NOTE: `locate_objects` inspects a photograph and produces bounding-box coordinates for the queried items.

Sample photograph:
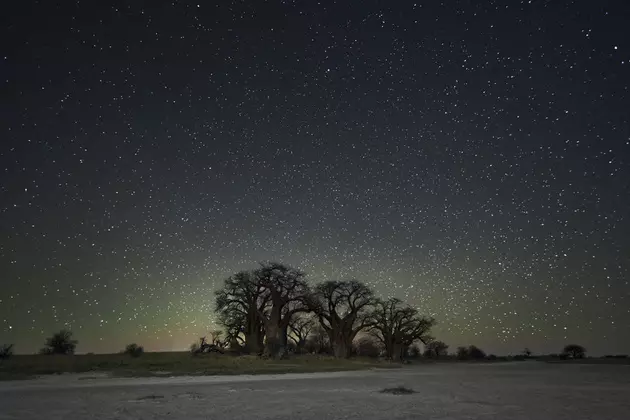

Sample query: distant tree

[424,340,449,359]
[310,280,376,358]
[288,315,315,354]
[124,343,144,358]
[408,343,421,358]
[0,344,13,360]
[563,344,586,359]
[369,298,435,362]
[354,336,380,358]
[40,330,77,355]
[467,345,486,359]
[456,346,469,360]
[522,347,532,358]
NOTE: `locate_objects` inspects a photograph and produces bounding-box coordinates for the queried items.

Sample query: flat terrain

[1,362,628,420]
[0,353,391,379]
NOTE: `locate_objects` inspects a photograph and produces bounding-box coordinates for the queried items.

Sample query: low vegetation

[39,330,77,355]
[0,352,397,380]
[123,343,145,358]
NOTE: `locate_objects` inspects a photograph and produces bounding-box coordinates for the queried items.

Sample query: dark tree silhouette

[255,262,312,358]
[311,280,376,358]
[369,298,435,362]
[124,343,144,357]
[40,330,77,355]
[288,315,315,353]
[408,343,421,358]
[0,344,13,360]
[456,346,469,360]
[457,345,486,360]
[467,345,486,359]
[354,336,380,358]
[215,271,268,354]
[424,340,449,359]
[522,347,532,357]
[563,344,586,359]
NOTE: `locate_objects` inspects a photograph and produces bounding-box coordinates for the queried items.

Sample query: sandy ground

[1,362,629,419]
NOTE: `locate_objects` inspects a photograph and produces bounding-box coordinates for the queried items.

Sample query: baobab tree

[215,270,268,354]
[255,262,312,358]
[369,298,435,362]
[311,280,376,358]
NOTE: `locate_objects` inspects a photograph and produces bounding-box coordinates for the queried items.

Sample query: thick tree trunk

[333,338,349,358]
[244,332,260,354]
[264,322,288,359]
[392,343,405,362]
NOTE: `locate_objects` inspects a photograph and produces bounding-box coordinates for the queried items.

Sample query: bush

[41,330,77,355]
[0,344,14,360]
[123,343,144,358]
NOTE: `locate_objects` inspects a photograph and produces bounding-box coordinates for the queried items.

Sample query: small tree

[467,345,486,359]
[456,346,469,360]
[408,344,421,358]
[424,340,449,359]
[354,336,380,358]
[0,344,14,360]
[41,330,77,355]
[522,348,532,358]
[124,343,144,358]
[563,344,586,359]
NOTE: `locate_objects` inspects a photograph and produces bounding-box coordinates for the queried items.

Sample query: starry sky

[1,0,629,356]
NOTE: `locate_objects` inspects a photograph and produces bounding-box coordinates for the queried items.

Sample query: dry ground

[1,361,629,419]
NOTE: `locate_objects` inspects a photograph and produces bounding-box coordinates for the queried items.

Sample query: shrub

[0,344,14,360]
[124,343,144,358]
[41,330,77,355]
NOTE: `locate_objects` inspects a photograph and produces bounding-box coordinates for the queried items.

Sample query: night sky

[1,1,628,356]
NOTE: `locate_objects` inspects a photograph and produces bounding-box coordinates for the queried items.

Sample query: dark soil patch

[380,386,415,395]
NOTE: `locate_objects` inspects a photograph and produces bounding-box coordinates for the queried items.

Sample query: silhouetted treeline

[214,262,437,360]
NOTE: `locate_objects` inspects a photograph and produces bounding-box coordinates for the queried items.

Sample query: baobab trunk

[264,323,287,359]
[333,338,350,358]
[244,331,261,354]
[391,343,405,362]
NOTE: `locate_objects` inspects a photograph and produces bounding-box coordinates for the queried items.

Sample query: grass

[0,352,397,381]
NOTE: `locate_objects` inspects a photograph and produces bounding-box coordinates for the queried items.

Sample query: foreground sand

[1,362,629,419]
